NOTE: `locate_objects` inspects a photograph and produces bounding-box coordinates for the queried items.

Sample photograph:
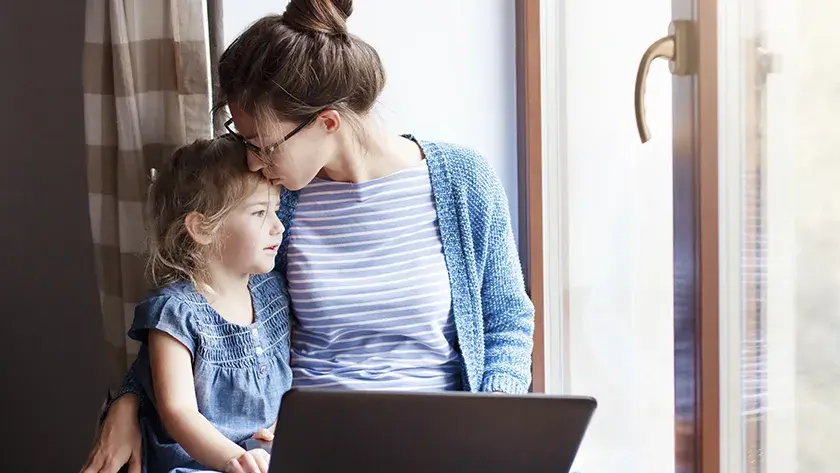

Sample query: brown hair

[146,136,267,289]
[214,0,385,134]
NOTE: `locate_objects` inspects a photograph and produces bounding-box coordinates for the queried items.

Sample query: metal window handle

[634,20,696,143]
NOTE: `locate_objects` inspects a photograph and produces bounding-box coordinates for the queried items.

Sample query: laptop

[265,388,596,473]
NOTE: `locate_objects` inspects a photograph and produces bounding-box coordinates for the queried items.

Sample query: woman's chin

[280,180,305,191]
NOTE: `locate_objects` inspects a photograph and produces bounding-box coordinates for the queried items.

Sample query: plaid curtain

[207,0,227,136]
[82,0,212,390]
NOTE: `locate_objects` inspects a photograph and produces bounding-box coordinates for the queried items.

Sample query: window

[540,0,840,472]
[538,1,678,472]
[719,0,840,471]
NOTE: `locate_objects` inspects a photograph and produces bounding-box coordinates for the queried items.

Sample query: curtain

[82,0,212,390]
[207,0,227,136]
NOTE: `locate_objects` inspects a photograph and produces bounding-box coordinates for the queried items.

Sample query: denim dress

[129,271,292,473]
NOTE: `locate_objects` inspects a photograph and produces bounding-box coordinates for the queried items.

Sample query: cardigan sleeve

[468,152,536,394]
[98,356,146,425]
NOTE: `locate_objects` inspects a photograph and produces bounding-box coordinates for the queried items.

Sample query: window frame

[521,1,724,472]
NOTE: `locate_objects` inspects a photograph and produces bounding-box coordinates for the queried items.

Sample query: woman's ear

[320,109,342,134]
[184,211,213,246]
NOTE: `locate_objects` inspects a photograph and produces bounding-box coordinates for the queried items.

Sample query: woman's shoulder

[411,136,484,167]
[414,137,507,210]
[414,138,500,188]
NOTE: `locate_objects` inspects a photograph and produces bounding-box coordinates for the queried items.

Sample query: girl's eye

[253,210,267,218]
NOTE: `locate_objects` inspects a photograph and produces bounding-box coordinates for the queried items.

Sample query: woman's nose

[246,151,264,172]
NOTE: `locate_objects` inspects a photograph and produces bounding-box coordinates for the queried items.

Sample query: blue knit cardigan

[114,136,535,401]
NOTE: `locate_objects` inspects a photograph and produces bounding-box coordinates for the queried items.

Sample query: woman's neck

[319,118,423,184]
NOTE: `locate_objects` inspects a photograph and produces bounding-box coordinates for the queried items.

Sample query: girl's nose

[271,216,285,236]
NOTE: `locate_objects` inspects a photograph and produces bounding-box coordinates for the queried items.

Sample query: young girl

[130,136,291,473]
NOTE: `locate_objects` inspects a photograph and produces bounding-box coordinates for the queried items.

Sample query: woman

[81,0,534,472]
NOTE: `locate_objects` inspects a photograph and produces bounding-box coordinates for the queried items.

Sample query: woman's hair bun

[282,0,353,36]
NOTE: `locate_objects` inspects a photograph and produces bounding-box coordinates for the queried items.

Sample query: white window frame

[537,0,568,395]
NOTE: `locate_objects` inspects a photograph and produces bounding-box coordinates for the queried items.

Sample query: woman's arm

[107,356,145,413]
[80,358,144,473]
[149,330,252,470]
[478,201,536,394]
[80,392,142,473]
[467,151,535,394]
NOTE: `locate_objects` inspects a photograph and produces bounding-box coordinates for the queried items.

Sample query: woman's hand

[80,394,142,473]
[224,448,271,473]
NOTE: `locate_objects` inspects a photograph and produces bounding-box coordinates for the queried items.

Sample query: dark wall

[0,1,108,469]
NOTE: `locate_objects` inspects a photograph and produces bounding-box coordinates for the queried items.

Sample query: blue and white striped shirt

[287,164,462,391]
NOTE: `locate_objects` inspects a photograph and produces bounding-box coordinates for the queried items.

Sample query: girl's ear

[184,211,213,246]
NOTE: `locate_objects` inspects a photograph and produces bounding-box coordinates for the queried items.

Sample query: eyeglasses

[224,112,322,158]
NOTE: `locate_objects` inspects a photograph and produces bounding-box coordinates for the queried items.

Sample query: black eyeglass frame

[224,110,323,157]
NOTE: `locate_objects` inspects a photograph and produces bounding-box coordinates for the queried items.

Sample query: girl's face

[215,182,285,275]
[228,103,340,191]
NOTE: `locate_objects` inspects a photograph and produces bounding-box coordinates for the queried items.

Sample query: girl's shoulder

[249,271,287,300]
[139,280,209,318]
[129,283,204,353]
[154,279,201,300]
[249,271,291,315]
[138,280,203,314]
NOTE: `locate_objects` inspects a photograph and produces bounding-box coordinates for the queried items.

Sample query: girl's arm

[149,330,253,470]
